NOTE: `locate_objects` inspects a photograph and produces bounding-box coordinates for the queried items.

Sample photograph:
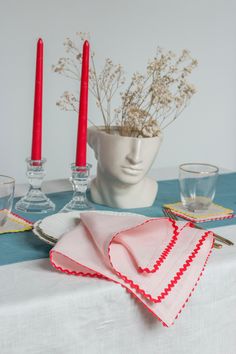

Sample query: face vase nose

[125,139,143,165]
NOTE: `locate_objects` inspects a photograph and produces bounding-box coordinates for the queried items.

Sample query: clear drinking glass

[179,163,219,212]
[0,175,15,227]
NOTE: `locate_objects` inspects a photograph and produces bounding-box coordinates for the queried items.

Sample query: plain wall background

[1,0,236,183]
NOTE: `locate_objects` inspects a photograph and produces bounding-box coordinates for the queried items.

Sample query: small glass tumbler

[179,163,219,212]
[60,163,93,212]
[15,158,55,213]
[0,175,15,227]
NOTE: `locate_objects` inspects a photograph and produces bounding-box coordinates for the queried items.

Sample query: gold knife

[163,207,234,246]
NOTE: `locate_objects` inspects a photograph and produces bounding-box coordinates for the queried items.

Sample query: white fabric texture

[0,225,236,354]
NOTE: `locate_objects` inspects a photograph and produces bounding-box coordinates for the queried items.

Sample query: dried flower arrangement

[52,33,198,138]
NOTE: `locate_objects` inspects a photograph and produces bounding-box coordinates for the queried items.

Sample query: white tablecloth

[1,173,236,354]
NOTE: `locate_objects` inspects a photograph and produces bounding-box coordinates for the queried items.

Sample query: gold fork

[162,207,234,246]
[162,207,224,249]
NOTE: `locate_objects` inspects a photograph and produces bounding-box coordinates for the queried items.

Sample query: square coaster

[0,211,33,234]
[164,202,234,223]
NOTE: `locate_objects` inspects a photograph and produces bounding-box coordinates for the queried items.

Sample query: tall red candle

[75,40,90,166]
[31,38,43,161]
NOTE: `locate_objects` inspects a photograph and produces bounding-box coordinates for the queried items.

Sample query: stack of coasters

[164,202,234,223]
[0,211,33,234]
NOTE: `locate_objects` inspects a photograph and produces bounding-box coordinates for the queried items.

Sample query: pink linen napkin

[50,212,214,327]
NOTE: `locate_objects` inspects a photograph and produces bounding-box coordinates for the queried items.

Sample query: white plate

[33,210,144,245]
[33,221,56,246]
[37,211,82,240]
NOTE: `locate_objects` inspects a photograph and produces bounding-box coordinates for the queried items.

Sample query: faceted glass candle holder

[15,158,55,213]
[60,163,93,212]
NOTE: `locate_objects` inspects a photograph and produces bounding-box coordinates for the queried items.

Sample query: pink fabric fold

[50,212,214,327]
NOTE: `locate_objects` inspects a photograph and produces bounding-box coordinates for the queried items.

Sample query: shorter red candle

[75,40,90,166]
[31,38,43,161]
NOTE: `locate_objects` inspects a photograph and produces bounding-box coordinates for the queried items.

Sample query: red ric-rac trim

[108,224,212,303]
[123,285,168,327]
[173,240,214,325]
[139,218,179,273]
[50,249,170,326]
[10,211,33,225]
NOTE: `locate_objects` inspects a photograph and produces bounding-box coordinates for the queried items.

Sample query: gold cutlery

[162,207,234,249]
[162,207,234,246]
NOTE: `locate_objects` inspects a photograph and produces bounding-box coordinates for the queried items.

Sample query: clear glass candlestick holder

[60,163,93,212]
[15,158,55,213]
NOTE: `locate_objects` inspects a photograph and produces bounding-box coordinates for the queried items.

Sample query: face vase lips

[121,165,143,176]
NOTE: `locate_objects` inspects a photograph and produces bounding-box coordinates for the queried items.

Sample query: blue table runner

[1,172,236,266]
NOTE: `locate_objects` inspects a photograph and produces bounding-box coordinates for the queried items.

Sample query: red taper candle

[75,40,90,166]
[31,38,43,160]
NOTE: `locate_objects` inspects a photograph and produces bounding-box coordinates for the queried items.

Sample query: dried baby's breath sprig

[89,57,125,130]
[118,47,197,135]
[52,33,125,130]
[56,91,78,112]
[53,34,197,137]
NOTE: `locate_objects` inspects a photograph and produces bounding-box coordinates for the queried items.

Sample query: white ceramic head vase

[88,127,163,208]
